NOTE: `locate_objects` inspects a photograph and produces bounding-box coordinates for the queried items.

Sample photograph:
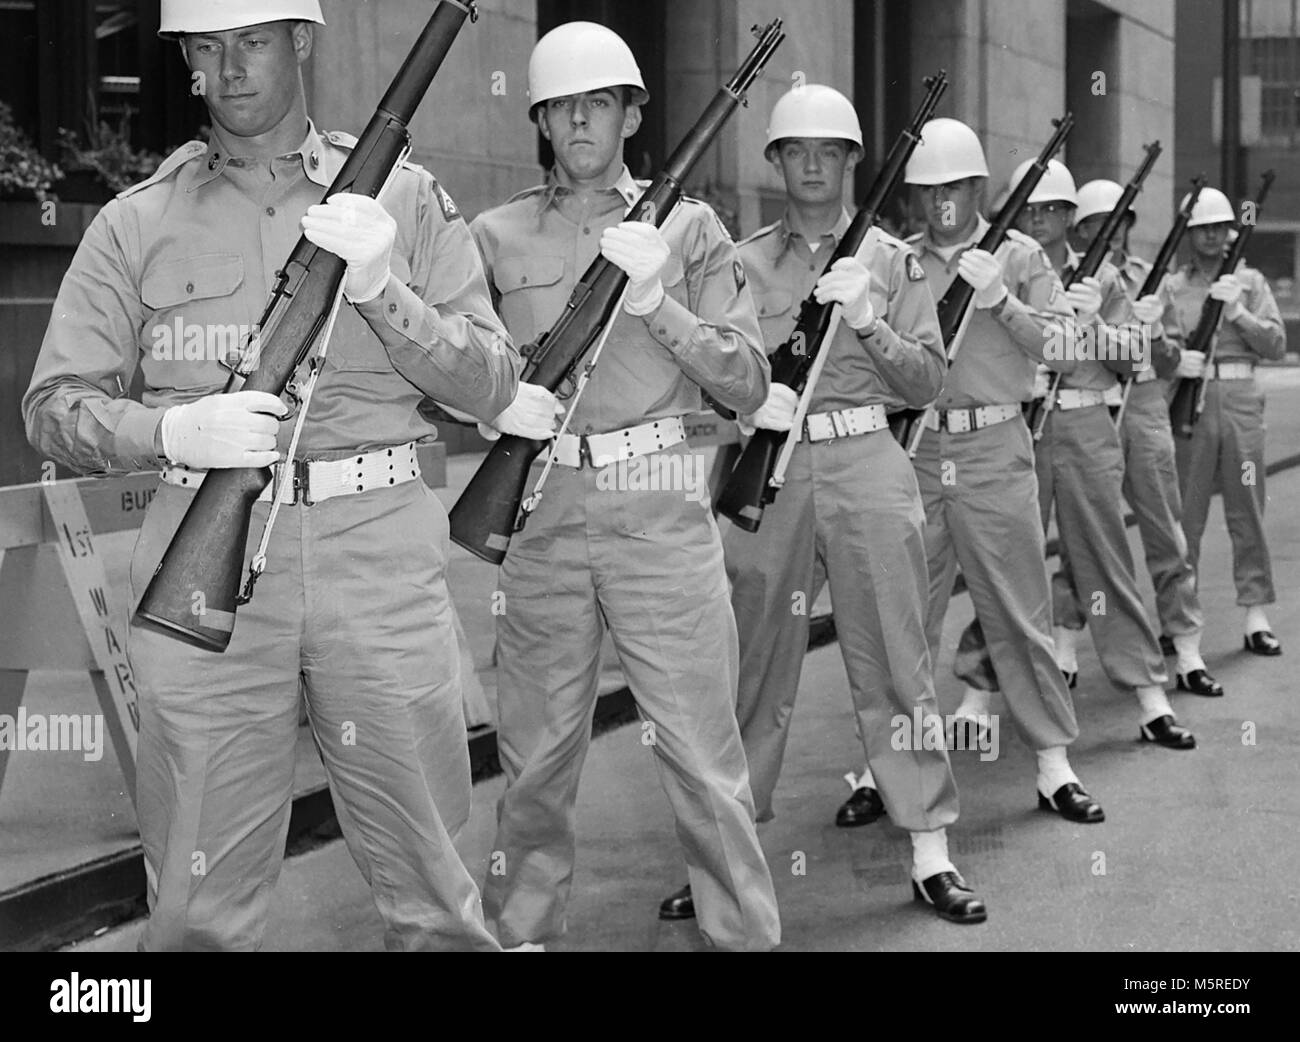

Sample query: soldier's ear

[292,20,313,64]
[620,103,642,141]
[537,107,554,143]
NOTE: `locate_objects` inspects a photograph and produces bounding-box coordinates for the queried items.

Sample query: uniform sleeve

[859,247,945,408]
[22,201,167,475]
[638,206,770,414]
[1152,276,1185,379]
[992,242,1077,374]
[354,173,520,420]
[1228,269,1286,360]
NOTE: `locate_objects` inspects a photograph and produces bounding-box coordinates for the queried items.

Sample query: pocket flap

[494,255,566,294]
[142,253,244,309]
[757,290,794,318]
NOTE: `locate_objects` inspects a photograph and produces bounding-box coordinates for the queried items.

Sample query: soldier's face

[1017,201,1073,248]
[539,90,641,182]
[184,21,312,139]
[1073,212,1130,255]
[1190,223,1231,259]
[770,138,858,207]
[916,178,982,239]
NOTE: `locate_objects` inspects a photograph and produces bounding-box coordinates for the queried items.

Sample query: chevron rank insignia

[906,254,926,282]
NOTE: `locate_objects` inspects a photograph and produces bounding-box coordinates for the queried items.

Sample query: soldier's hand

[1210,273,1246,320]
[1064,277,1102,324]
[957,249,1007,310]
[1032,363,1052,400]
[301,193,397,303]
[485,382,563,441]
[160,391,288,470]
[814,257,876,330]
[1131,293,1164,326]
[600,222,670,316]
[739,383,799,436]
[1175,348,1206,379]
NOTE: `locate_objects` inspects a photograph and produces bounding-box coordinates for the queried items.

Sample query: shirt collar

[914,215,988,259]
[771,207,853,261]
[193,119,330,190]
[1064,244,1083,276]
[536,164,642,214]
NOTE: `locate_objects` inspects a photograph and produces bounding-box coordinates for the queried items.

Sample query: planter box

[0,200,102,247]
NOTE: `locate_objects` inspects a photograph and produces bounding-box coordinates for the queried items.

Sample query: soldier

[1164,187,1287,655]
[900,122,1108,826]
[22,1,533,950]
[1069,179,1222,697]
[662,85,986,927]
[469,22,780,952]
[951,159,1196,751]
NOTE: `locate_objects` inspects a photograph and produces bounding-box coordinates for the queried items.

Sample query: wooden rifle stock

[448,19,786,563]
[1169,170,1275,438]
[712,71,949,532]
[135,0,480,651]
[892,113,1074,451]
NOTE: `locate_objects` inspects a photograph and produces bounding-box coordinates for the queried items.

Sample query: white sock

[1172,631,1206,674]
[1036,745,1080,794]
[910,828,956,882]
[955,686,993,718]
[1135,684,1174,725]
[1054,625,1080,673]
[1245,606,1271,635]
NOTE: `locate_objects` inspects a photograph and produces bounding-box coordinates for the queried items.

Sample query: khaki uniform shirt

[469,166,769,433]
[1160,262,1286,365]
[737,210,944,412]
[907,219,1074,408]
[1058,246,1136,390]
[24,121,518,474]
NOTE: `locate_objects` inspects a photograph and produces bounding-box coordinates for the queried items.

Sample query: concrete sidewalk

[65,370,1300,952]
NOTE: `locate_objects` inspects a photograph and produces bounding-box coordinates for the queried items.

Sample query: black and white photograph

[0,0,1292,997]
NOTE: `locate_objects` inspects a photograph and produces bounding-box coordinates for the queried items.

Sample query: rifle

[1169,169,1276,438]
[1025,140,1162,440]
[448,19,786,563]
[1114,174,1206,427]
[135,0,481,651]
[713,71,948,532]
[893,113,1075,456]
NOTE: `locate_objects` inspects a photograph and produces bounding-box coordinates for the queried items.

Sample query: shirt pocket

[140,252,245,390]
[755,289,795,348]
[330,253,414,373]
[493,255,567,340]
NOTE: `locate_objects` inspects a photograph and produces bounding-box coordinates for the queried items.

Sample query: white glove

[300,192,396,303]
[600,222,670,316]
[1032,364,1052,400]
[1175,348,1206,379]
[482,382,562,441]
[957,249,1007,310]
[738,383,799,436]
[813,257,876,331]
[1210,273,1246,320]
[1064,277,1102,324]
[1131,293,1164,325]
[160,390,288,470]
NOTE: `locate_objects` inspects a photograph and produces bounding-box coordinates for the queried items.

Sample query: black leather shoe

[1176,669,1225,697]
[1139,714,1196,750]
[911,871,987,924]
[1159,633,1177,657]
[658,884,695,921]
[835,786,885,828]
[1244,630,1282,656]
[1038,782,1105,823]
[1061,669,1078,689]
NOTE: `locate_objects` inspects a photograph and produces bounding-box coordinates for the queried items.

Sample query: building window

[1243,0,1300,147]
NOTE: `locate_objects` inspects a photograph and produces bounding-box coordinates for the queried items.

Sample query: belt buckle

[291,457,313,506]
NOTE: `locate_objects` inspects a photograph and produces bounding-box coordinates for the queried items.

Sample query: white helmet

[1009,157,1078,207]
[1075,179,1133,223]
[527,21,648,123]
[1185,186,1236,227]
[159,0,324,40]
[904,118,989,185]
[765,84,863,154]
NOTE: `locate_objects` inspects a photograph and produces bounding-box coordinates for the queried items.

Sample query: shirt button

[657,327,667,335]
[402,318,410,329]
[583,226,591,235]
[265,206,276,217]
[388,302,398,314]
[309,151,320,168]
[185,281,194,294]
[520,275,528,284]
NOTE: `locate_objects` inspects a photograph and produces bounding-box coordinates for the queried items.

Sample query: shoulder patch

[906,253,926,282]
[116,140,206,199]
[432,179,462,222]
